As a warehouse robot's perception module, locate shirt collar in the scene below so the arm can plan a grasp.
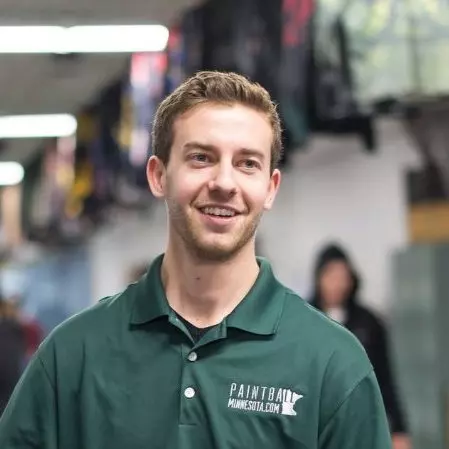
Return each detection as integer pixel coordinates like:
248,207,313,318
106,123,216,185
130,254,170,325
130,255,287,336
225,258,286,335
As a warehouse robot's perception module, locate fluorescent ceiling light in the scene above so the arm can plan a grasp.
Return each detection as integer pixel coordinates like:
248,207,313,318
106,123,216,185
0,162,24,186
0,114,77,139
0,25,169,54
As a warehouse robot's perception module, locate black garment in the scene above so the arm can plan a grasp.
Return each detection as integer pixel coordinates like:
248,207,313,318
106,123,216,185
310,244,407,434
175,313,216,343
0,318,25,416
308,6,377,151
181,4,205,77
202,0,281,90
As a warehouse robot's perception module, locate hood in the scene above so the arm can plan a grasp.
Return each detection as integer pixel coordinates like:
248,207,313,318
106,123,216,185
310,243,360,311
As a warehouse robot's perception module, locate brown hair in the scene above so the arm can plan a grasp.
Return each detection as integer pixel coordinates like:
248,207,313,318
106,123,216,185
152,71,283,172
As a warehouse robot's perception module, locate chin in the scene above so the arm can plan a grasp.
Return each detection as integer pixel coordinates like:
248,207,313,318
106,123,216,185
191,239,247,262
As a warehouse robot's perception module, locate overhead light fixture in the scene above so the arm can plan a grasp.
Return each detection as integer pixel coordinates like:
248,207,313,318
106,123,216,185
0,162,24,186
0,114,77,139
0,25,169,54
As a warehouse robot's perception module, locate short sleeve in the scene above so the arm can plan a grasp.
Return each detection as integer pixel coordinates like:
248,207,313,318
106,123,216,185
0,352,58,449
319,370,392,449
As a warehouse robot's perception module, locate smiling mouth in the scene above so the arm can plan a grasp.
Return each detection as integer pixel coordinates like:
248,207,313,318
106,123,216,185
199,207,239,218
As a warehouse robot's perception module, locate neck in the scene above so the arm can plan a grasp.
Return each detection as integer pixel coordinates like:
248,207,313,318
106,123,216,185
322,300,346,312
161,239,260,328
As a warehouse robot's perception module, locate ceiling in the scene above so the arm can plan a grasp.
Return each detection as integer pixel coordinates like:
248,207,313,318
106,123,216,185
0,0,198,165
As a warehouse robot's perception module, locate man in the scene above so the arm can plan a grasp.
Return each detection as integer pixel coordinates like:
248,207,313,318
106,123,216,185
0,71,392,448
310,243,411,449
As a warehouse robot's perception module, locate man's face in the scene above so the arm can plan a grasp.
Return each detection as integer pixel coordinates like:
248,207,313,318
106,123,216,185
147,102,281,261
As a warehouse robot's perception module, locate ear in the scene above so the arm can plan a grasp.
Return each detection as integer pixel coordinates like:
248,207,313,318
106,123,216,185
263,168,281,211
146,156,166,198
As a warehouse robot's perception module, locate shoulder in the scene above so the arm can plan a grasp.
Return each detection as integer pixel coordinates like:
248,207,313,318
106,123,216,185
282,289,371,362
36,284,138,371
55,287,134,339
281,290,373,377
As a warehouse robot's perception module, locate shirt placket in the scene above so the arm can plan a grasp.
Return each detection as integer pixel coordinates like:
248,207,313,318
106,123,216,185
169,314,227,447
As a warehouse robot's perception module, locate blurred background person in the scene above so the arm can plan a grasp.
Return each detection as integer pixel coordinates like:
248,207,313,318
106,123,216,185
309,243,411,449
0,296,26,417
0,294,44,365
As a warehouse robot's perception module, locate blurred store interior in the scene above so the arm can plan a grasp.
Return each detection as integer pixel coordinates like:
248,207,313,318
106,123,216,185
0,0,449,447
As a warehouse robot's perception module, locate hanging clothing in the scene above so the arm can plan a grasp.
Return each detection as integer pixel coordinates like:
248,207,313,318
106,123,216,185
311,0,377,150
181,5,206,77
279,0,315,150
332,0,449,105
202,0,281,94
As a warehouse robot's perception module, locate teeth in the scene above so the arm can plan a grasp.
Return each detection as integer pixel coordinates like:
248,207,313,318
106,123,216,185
202,207,236,217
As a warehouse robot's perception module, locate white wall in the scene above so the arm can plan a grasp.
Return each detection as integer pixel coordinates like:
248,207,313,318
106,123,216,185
89,203,168,301
89,119,422,313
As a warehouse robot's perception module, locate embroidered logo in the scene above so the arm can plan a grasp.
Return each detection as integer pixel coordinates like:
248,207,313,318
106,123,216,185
227,383,303,416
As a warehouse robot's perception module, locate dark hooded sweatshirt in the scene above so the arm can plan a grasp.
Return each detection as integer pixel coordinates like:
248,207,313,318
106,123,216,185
310,244,407,434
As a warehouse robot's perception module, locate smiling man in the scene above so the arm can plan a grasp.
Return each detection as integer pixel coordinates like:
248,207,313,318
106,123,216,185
0,71,392,449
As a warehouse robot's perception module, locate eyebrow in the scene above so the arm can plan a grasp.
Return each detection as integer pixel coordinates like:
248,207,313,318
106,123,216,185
182,142,216,152
182,141,266,161
239,148,266,161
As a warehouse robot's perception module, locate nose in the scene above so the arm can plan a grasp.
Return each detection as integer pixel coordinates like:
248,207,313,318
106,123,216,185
208,162,238,197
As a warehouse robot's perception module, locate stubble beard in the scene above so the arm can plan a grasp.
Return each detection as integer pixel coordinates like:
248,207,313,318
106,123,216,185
167,199,262,262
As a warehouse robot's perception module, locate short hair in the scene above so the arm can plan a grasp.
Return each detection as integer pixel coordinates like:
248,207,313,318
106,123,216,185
152,71,283,172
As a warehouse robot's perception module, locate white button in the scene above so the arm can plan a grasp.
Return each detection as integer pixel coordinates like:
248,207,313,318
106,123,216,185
184,387,196,399
188,352,198,362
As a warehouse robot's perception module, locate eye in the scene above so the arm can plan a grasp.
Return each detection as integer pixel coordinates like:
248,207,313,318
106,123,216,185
188,152,210,164
239,159,261,170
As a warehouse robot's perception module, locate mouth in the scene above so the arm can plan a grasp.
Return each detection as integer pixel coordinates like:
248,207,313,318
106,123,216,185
199,206,239,217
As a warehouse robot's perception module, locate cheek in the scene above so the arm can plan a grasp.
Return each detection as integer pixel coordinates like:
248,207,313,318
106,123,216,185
320,278,333,293
166,171,206,205
321,275,339,291
247,181,272,209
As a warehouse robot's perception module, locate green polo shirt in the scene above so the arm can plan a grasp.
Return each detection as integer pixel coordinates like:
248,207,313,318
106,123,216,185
0,255,392,449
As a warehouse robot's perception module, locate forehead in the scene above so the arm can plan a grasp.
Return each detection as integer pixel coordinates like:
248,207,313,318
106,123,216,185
172,103,273,154
323,261,351,276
